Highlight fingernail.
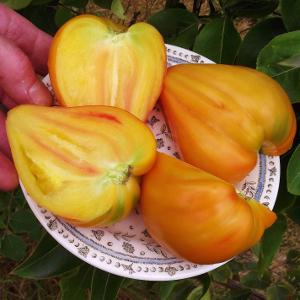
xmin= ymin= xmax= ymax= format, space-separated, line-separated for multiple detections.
xmin=28 ymin=80 xmax=52 ymax=106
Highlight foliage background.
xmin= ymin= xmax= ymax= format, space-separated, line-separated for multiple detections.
xmin=0 ymin=0 xmax=300 ymax=299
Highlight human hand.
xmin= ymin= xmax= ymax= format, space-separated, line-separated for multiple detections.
xmin=0 ymin=4 xmax=52 ymax=191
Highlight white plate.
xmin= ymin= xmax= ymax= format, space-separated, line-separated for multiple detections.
xmin=21 ymin=44 xmax=280 ymax=281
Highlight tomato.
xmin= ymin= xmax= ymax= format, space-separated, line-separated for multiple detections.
xmin=48 ymin=15 xmax=166 ymax=121
xmin=7 ymin=105 xmax=156 ymax=226
xmin=160 ymin=64 xmax=296 ymax=183
xmin=141 ymin=153 xmax=277 ymax=264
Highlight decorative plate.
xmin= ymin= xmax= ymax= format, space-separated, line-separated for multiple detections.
xmin=21 ymin=44 xmax=280 ymax=281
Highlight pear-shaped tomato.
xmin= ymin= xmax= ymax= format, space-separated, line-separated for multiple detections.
xmin=48 ymin=15 xmax=166 ymax=121
xmin=7 ymin=105 xmax=156 ymax=227
xmin=160 ymin=64 xmax=296 ymax=183
xmin=141 ymin=153 xmax=277 ymax=264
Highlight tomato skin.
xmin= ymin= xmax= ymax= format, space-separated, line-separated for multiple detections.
xmin=141 ymin=153 xmax=276 ymax=264
xmin=7 ymin=105 xmax=156 ymax=227
xmin=48 ymin=15 xmax=166 ymax=121
xmin=160 ymin=64 xmax=296 ymax=183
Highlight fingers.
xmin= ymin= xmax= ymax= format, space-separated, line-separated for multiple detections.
xmin=0 ymin=4 xmax=52 ymax=75
xmin=0 ymin=36 xmax=52 ymax=106
xmin=1 ymin=93 xmax=17 ymax=109
xmin=0 ymin=109 xmax=17 ymax=191
xmin=0 ymin=110 xmax=11 ymax=158
xmin=0 ymin=151 xmax=18 ymax=191
xmin=0 ymin=5 xmax=52 ymax=191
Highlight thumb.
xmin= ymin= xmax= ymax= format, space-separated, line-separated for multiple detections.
xmin=0 ymin=35 xmax=52 ymax=106
xmin=0 ymin=151 xmax=18 ymax=191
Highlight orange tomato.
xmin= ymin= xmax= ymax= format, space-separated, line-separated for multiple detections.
xmin=160 ymin=64 xmax=296 ymax=183
xmin=141 ymin=153 xmax=277 ymax=264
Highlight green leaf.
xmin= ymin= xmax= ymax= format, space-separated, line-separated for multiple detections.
xmin=155 ymin=278 xmax=210 ymax=300
xmin=257 ymin=214 xmax=287 ymax=273
xmin=222 ymin=0 xmax=279 ymax=18
xmin=228 ymin=260 xmax=244 ymax=273
xmin=13 ymin=188 xmax=27 ymax=205
xmin=93 ymin=0 xmax=112 ymax=9
xmin=223 ymin=287 xmax=252 ymax=300
xmin=170 ymin=25 xmax=200 ymax=50
xmin=257 ymin=31 xmax=300 ymax=103
xmin=121 ymin=279 xmax=154 ymax=300
xmin=266 ymin=285 xmax=293 ymax=300
xmin=9 ymin=209 xmax=41 ymax=233
xmin=60 ymin=265 xmax=92 ymax=300
xmin=209 ymin=264 xmax=232 ymax=283
xmin=199 ymin=290 xmax=211 ymax=300
xmin=159 ymin=281 xmax=178 ymax=300
xmin=0 ymin=234 xmax=26 ymax=261
xmin=250 ymin=244 xmax=260 ymax=259
xmin=281 ymin=0 xmax=300 ymax=31
xmin=20 ymin=4 xmax=57 ymax=35
xmin=193 ymin=17 xmax=241 ymax=64
xmin=157 ymin=277 xmax=210 ymax=300
xmin=9 ymin=207 xmax=44 ymax=240
xmin=149 ymin=8 xmax=199 ymax=49
xmin=287 ymin=144 xmax=300 ymax=195
xmin=111 ymin=0 xmax=125 ymax=19
xmin=240 ymin=270 xmax=271 ymax=289
xmin=90 ymin=269 xmax=124 ymax=300
xmin=0 ymin=0 xmax=32 ymax=10
xmin=187 ymin=275 xmax=211 ymax=300
xmin=293 ymin=103 xmax=300 ymax=143
xmin=274 ymin=151 xmax=298 ymax=213
xmin=28 ymin=226 xmax=44 ymax=242
xmin=278 ymin=54 xmax=300 ymax=68
xmin=0 ymin=191 xmax=10 ymax=211
xmin=168 ymin=280 xmax=198 ymax=300
xmin=236 ymin=17 xmax=286 ymax=68
xmin=243 ymin=261 xmax=258 ymax=270
xmin=13 ymin=233 xmax=81 ymax=279
xmin=155 ymin=280 xmax=198 ymax=300
xmin=62 ymin=0 xmax=88 ymax=7
xmin=287 ymin=268 xmax=300 ymax=289
xmin=286 ymin=200 xmax=300 ymax=225
xmin=60 ymin=264 xmax=123 ymax=300
xmin=187 ymin=286 xmax=210 ymax=300
xmin=55 ymin=6 xmax=75 ymax=28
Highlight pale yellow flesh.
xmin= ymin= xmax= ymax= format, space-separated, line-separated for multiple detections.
xmin=49 ymin=15 xmax=166 ymax=121
xmin=7 ymin=105 xmax=156 ymax=224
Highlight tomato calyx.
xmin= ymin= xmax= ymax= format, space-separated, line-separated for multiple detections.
xmin=104 ymin=163 xmax=132 ymax=184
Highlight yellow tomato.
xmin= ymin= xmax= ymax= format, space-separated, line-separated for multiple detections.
xmin=7 ymin=105 xmax=157 ymax=226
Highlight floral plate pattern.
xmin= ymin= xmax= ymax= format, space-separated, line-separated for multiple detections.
xmin=21 ymin=44 xmax=280 ymax=281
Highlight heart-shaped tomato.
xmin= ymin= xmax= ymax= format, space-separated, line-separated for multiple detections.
xmin=48 ymin=15 xmax=166 ymax=121
xmin=7 ymin=105 xmax=156 ymax=227
xmin=160 ymin=64 xmax=296 ymax=183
